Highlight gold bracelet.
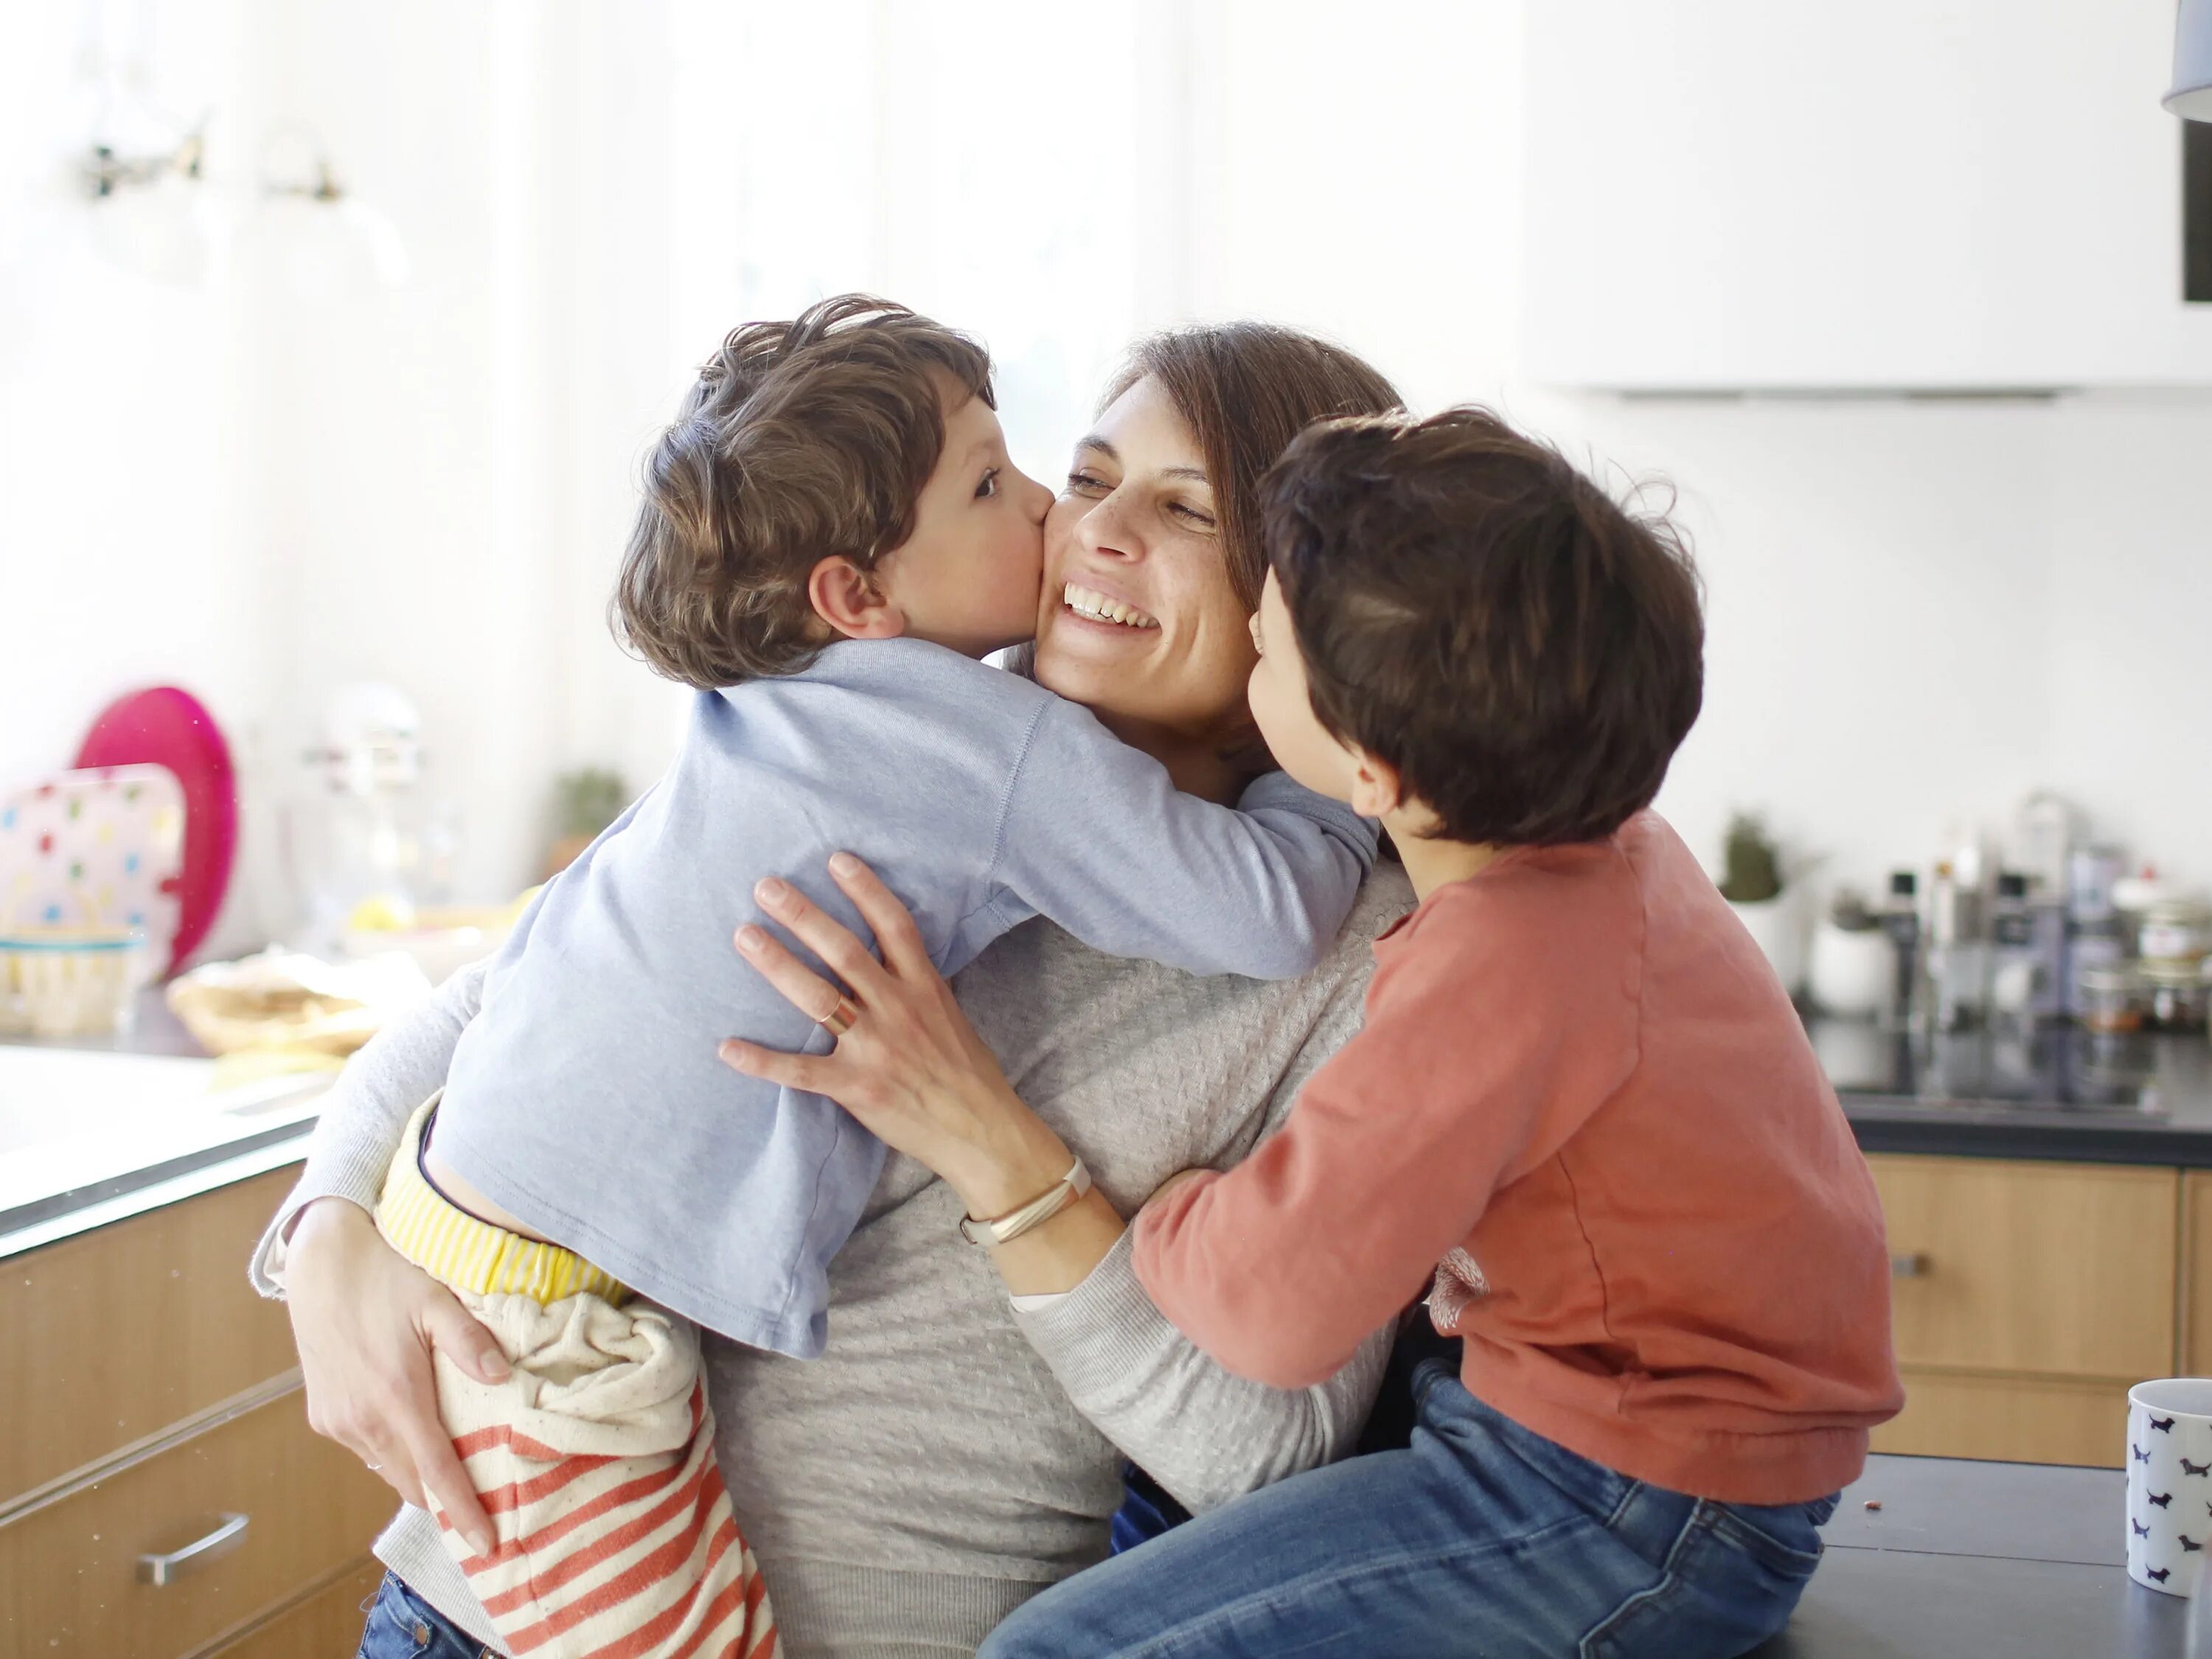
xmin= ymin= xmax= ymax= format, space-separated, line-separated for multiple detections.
xmin=957 ymin=1158 xmax=1092 ymax=1247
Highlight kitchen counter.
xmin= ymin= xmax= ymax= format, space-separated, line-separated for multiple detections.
xmin=1819 ymin=1017 xmax=2212 ymax=1168
xmin=1751 ymin=1454 xmax=2185 ymax=1658
xmin=0 ymin=992 xmax=325 ymax=1261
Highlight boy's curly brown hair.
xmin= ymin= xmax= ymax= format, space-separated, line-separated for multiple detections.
xmin=1262 ymin=407 xmax=1705 ymax=847
xmin=611 ymin=295 xmax=995 ymax=689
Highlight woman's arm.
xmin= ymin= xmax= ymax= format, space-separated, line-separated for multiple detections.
xmin=251 ymin=958 xmax=491 ymax=1286
xmin=248 ymin=959 xmax=507 ymax=1557
xmin=720 ymin=857 xmax=1394 ymax=1509
xmin=1015 ymin=1234 xmax=1395 ymax=1513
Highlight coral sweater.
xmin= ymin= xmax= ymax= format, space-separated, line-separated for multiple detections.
xmin=1135 ymin=812 xmax=1904 ymax=1507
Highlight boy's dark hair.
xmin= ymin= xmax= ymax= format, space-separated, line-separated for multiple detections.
xmin=1261 ymin=407 xmax=1705 ymax=846
xmin=611 ymin=294 xmax=994 ymax=688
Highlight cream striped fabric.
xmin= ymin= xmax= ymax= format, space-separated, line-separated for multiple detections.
xmin=375 ymin=1098 xmax=776 ymax=1658
xmin=428 ymin=1297 xmax=776 ymax=1658
xmin=375 ymin=1096 xmax=630 ymax=1305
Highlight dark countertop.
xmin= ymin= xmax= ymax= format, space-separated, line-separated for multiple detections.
xmin=1819 ymin=1018 xmax=2212 ymax=1168
xmin=1752 ymin=1454 xmax=2186 ymax=1658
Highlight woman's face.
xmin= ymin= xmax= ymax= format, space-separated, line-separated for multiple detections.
xmin=1033 ymin=376 xmax=1256 ymax=745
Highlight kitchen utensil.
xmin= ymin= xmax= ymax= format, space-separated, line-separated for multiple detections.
xmin=74 ymin=686 xmax=238 ymax=974
xmin=0 ymin=928 xmax=148 ymax=1038
xmin=2127 ymin=1379 xmax=2212 ymax=1598
xmin=0 ymin=764 xmax=186 ymax=959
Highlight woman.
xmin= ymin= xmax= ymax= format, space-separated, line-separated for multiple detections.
xmin=258 ymin=321 xmax=1414 ymax=1659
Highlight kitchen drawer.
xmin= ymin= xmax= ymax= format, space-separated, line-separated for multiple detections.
xmin=0 ymin=1164 xmax=303 ymax=1503
xmin=1871 ymin=1368 xmax=2126 ymax=1470
xmin=0 ymin=1387 xmax=395 ymax=1659
xmin=207 ymin=1557 xmax=385 ymax=1659
xmin=1868 ymin=1154 xmax=2177 ymax=1381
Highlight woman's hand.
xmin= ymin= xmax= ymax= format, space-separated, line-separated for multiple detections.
xmin=716 ymin=854 xmax=1078 ymax=1221
xmin=283 ymin=1197 xmax=506 ymax=1556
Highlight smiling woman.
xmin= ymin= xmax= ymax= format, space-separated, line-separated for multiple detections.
xmin=1036 ymin=326 xmax=1403 ymax=799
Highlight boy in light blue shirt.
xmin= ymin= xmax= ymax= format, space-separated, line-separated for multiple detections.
xmin=362 ymin=296 xmax=1372 ymax=1654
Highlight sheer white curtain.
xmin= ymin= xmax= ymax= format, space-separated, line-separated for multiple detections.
xmin=661 ymin=0 xmax=1202 ymax=481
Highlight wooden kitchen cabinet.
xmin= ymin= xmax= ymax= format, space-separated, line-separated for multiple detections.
xmin=0 ymin=1390 xmax=394 ymax=1658
xmin=0 ymin=1165 xmax=304 ymax=1500
xmin=1867 ymin=1153 xmax=2180 ymax=1469
xmin=0 ymin=1165 xmax=395 ymax=1659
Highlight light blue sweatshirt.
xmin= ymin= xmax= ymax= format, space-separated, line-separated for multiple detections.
xmin=434 ymin=638 xmax=1375 ymax=1357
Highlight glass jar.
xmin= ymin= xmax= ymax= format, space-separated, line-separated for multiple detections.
xmin=2140 ymin=896 xmax=2212 ymax=967
xmin=2143 ymin=960 xmax=2211 ymax=1035
xmin=2077 ymin=962 xmax=2149 ymax=1034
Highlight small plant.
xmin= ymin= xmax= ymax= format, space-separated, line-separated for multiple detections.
xmin=554 ymin=768 xmax=629 ymax=840
xmin=1720 ymin=813 xmax=1784 ymax=905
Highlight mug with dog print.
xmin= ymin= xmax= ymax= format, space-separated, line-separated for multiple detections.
xmin=2127 ymin=1379 xmax=2212 ymax=1597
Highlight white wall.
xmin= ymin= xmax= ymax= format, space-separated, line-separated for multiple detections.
xmin=4 ymin=0 xmax=2208 ymax=967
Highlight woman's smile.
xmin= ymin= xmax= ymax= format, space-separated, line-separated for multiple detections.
xmin=1060 ymin=578 xmax=1161 ymax=631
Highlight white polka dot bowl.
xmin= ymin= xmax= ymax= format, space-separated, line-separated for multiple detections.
xmin=2128 ymin=1379 xmax=2212 ymax=1597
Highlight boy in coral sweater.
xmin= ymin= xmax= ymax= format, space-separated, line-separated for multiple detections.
xmin=979 ymin=408 xmax=1904 ymax=1659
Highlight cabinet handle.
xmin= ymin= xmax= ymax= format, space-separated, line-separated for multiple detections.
xmin=137 ymin=1513 xmax=248 ymax=1586
xmin=1891 ymin=1252 xmax=1931 ymax=1279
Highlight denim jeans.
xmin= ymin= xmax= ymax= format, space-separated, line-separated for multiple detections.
xmin=982 ymin=1361 xmax=1835 ymax=1659
xmin=356 ymin=1571 xmax=498 ymax=1659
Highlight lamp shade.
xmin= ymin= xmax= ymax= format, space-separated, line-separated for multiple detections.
xmin=2173 ymin=0 xmax=2212 ymax=120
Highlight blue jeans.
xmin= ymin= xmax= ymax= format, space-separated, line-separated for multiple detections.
xmin=982 ymin=1362 xmax=1835 ymax=1659
xmin=357 ymin=1571 xmax=497 ymax=1659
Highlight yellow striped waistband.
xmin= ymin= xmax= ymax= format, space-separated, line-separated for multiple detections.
xmin=375 ymin=1096 xmax=629 ymax=1306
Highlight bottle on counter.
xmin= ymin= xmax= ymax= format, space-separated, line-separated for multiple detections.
xmin=1924 ymin=861 xmax=1988 ymax=1032
xmin=1988 ymin=872 xmax=2053 ymax=1024
xmin=2063 ymin=845 xmax=2129 ymax=1023
xmin=1879 ymin=870 xmax=1921 ymax=1029
xmin=2010 ymin=790 xmax=2078 ymax=899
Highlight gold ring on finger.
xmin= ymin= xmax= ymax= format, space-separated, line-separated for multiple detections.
xmin=816 ymin=995 xmax=859 ymax=1039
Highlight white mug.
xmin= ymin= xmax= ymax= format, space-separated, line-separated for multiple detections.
xmin=2127 ymin=1379 xmax=2212 ymax=1596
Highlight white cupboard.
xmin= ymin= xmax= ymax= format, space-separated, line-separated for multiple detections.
xmin=1522 ymin=0 xmax=2212 ymax=390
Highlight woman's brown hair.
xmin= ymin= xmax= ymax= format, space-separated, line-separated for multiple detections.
xmin=1105 ymin=323 xmax=1404 ymax=616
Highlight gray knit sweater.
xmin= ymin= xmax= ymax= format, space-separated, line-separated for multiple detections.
xmin=250 ymin=867 xmax=1413 ymax=1658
